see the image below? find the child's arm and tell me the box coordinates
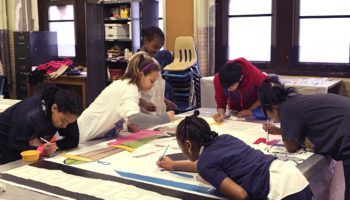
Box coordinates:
[262,123,281,135]
[156,156,198,172]
[56,122,79,150]
[128,112,173,129]
[139,98,156,112]
[219,177,249,200]
[237,99,261,118]
[283,139,299,153]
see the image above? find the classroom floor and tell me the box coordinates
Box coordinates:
[330,161,345,200]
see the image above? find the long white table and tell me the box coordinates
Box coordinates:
[0,99,20,112]
[0,108,334,200]
[200,75,342,108]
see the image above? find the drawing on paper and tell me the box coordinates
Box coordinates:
[63,146,124,165]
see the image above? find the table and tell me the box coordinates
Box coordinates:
[279,75,342,95]
[200,75,342,108]
[0,99,21,112]
[0,108,334,200]
[28,74,87,109]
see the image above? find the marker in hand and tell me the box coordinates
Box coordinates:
[40,137,58,151]
[265,119,272,144]
[40,137,50,144]
[159,145,169,161]
[217,112,221,125]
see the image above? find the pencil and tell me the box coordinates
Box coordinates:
[159,145,169,160]
[217,112,221,126]
[40,137,50,144]
[266,119,269,144]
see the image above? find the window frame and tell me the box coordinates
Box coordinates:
[216,0,350,77]
[38,0,86,66]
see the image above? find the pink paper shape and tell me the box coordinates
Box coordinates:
[253,138,280,145]
[107,130,161,146]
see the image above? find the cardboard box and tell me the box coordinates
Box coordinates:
[105,24,129,40]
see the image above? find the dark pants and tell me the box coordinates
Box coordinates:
[343,163,350,200]
[0,137,21,165]
[282,186,312,200]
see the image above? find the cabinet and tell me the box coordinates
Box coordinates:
[85,0,159,105]
[14,31,58,99]
[85,0,144,104]
[103,0,138,82]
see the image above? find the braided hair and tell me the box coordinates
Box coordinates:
[141,26,165,46]
[258,76,297,115]
[41,87,83,118]
[176,110,218,148]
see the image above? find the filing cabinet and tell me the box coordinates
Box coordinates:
[14,31,58,99]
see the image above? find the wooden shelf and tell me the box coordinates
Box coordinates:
[104,18,131,22]
[98,0,132,5]
[105,38,132,42]
[105,59,128,63]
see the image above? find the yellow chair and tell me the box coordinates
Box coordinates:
[164,36,197,71]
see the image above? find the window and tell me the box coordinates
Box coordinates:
[217,0,350,77]
[48,5,76,57]
[299,0,350,63]
[38,0,86,65]
[158,0,163,31]
[228,0,272,61]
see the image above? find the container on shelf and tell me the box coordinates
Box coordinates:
[105,24,130,40]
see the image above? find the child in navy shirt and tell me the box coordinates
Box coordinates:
[0,87,82,164]
[157,110,312,200]
[259,76,350,200]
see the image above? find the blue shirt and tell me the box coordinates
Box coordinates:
[197,134,276,200]
[280,94,350,164]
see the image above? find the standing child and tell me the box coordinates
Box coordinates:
[259,76,350,200]
[157,110,312,200]
[213,57,267,122]
[138,26,176,115]
[78,53,174,142]
[0,87,82,164]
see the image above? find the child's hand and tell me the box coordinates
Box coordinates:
[29,137,42,147]
[139,98,156,112]
[43,142,58,157]
[156,156,176,171]
[164,98,177,111]
[127,123,140,133]
[166,111,175,121]
[213,113,225,123]
[262,124,281,135]
[237,109,253,118]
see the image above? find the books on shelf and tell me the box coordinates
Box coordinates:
[107,67,125,80]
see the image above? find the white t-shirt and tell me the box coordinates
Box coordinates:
[268,160,309,199]
[78,79,140,142]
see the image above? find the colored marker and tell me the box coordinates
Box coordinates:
[40,137,50,144]
[216,112,221,126]
[159,145,169,160]
[266,119,270,143]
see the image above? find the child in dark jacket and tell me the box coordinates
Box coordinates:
[0,87,82,164]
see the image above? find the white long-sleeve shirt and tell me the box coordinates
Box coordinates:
[78,79,140,142]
